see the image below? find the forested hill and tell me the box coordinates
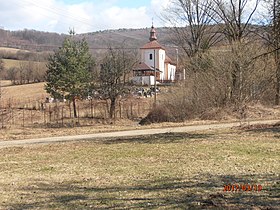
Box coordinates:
[0,27,175,53]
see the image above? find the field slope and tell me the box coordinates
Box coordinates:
[0,128,279,209]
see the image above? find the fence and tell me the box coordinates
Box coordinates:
[0,98,153,129]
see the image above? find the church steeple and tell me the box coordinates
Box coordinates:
[149,24,157,42]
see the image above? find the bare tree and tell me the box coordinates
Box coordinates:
[0,59,4,102]
[164,0,220,58]
[163,0,222,105]
[213,0,260,43]
[259,0,280,104]
[99,47,137,118]
[212,0,261,105]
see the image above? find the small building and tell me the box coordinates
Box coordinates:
[132,25,177,85]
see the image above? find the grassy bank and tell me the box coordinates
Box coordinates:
[0,128,279,209]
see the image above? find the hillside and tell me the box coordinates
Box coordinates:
[0,28,176,54]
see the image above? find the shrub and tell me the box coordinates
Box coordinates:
[139,105,175,125]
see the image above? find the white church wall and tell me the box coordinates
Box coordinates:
[141,49,158,69]
[159,49,165,80]
[131,76,155,86]
[167,64,176,81]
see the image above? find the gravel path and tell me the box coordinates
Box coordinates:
[0,120,278,148]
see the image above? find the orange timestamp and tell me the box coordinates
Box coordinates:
[223,184,262,192]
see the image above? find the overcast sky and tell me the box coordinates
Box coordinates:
[0,0,171,34]
[0,0,266,34]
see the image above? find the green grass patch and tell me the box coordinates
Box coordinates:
[0,129,279,209]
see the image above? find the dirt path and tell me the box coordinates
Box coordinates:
[0,120,279,148]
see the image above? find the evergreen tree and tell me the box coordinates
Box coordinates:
[45,34,94,118]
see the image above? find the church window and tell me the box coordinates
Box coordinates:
[150,54,153,60]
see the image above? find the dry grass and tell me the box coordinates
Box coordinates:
[0,128,279,209]
[0,47,29,53]
[0,118,211,141]
[1,82,48,102]
[2,59,46,69]
[0,80,12,87]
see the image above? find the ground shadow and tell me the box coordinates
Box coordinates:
[5,173,279,209]
[99,132,214,145]
[239,122,280,134]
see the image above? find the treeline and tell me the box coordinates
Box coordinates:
[0,60,46,85]
[142,0,280,124]
[0,29,65,49]
[0,49,49,62]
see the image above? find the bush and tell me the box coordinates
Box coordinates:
[139,105,175,125]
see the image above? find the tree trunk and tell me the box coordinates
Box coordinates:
[273,0,280,105]
[275,62,280,105]
[73,97,77,118]
[109,98,116,119]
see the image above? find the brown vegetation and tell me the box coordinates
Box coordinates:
[0,128,279,209]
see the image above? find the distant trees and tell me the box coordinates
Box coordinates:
[261,0,280,104]
[213,0,261,106]
[157,0,273,121]
[99,47,137,118]
[3,61,46,85]
[45,33,95,118]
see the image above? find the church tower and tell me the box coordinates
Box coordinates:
[132,25,177,85]
[140,25,166,81]
[149,25,157,41]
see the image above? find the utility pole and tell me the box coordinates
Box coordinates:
[176,48,178,67]
[154,49,157,106]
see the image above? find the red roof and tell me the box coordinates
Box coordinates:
[165,55,176,65]
[140,40,165,50]
[133,62,161,72]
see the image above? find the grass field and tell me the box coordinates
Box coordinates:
[0,128,279,209]
[1,82,48,102]
[0,80,12,87]
[0,47,29,54]
[2,59,46,69]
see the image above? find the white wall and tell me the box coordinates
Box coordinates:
[132,76,155,86]
[141,48,166,80]
[141,49,157,69]
[167,64,176,81]
[140,48,177,82]
[158,49,165,80]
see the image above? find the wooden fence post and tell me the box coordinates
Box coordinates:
[77,105,80,125]
[1,109,4,129]
[130,102,133,117]
[30,109,33,125]
[44,108,46,125]
[119,101,122,119]
[49,105,52,123]
[69,102,72,118]
[61,106,64,126]
[22,108,25,128]
[90,99,94,118]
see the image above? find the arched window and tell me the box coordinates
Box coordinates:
[150,54,153,60]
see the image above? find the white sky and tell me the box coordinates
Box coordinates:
[0,0,265,34]
[0,0,171,34]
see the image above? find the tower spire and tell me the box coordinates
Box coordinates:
[149,23,157,42]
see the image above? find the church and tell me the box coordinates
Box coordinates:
[132,25,177,85]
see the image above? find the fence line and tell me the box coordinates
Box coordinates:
[0,98,152,129]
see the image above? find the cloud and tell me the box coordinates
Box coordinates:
[103,6,150,29]
[150,0,172,26]
[0,0,161,34]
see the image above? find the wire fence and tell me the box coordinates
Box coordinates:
[0,98,153,129]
